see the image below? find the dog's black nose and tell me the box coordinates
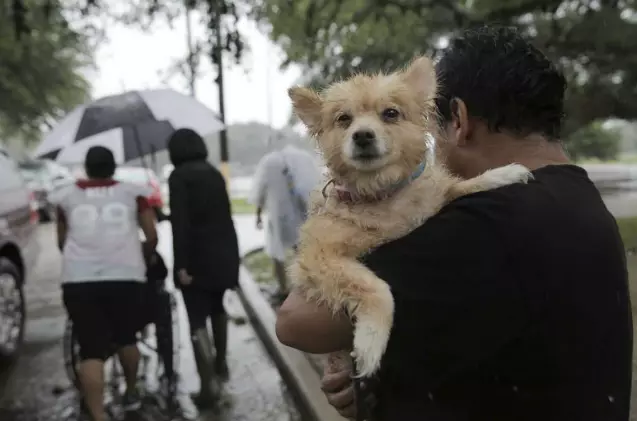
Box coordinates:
[352,130,376,147]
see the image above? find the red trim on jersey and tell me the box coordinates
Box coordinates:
[76,179,150,214]
[76,179,119,189]
[136,196,151,213]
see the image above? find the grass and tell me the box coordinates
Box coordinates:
[577,154,637,165]
[243,250,276,284]
[618,216,637,252]
[161,197,255,216]
[242,249,295,285]
[231,197,256,215]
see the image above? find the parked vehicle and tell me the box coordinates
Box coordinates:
[17,159,74,222]
[0,152,41,364]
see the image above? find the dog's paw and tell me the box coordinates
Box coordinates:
[352,315,392,378]
[479,163,533,189]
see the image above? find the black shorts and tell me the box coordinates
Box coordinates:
[63,281,147,361]
[181,287,226,333]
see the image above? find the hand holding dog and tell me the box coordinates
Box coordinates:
[321,363,376,420]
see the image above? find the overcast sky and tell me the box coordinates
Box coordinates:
[82,7,302,129]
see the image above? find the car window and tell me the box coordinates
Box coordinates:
[0,154,27,191]
[19,168,41,183]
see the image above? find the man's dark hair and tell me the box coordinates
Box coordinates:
[435,25,567,140]
[85,146,116,178]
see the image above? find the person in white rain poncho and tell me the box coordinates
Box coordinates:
[250,145,321,298]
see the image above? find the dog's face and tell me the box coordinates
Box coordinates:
[289,57,437,189]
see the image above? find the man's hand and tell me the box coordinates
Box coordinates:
[321,366,357,419]
[177,269,193,286]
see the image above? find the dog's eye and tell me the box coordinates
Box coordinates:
[336,114,352,125]
[382,108,400,121]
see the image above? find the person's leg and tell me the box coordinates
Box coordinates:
[63,283,110,421]
[110,282,145,411]
[78,359,106,421]
[209,290,229,381]
[273,258,288,294]
[117,345,141,393]
[182,287,220,408]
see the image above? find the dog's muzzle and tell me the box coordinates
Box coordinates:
[351,129,380,160]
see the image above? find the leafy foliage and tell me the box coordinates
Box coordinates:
[0,0,91,144]
[7,0,249,144]
[260,0,637,136]
[566,121,621,161]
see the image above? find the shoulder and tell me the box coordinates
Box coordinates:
[169,166,186,183]
[118,181,151,198]
[402,187,518,248]
[261,151,282,167]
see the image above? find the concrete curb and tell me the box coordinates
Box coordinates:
[237,265,346,421]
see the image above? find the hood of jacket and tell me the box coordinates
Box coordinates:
[168,128,209,166]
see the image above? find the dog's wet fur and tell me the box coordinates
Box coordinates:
[288,56,533,378]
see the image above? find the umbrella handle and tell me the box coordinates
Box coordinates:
[132,125,150,170]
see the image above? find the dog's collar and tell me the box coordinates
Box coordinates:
[328,161,427,204]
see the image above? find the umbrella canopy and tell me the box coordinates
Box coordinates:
[33,89,223,165]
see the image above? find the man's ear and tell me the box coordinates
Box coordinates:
[288,87,323,135]
[450,97,472,147]
[401,56,437,103]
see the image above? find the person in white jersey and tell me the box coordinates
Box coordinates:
[52,146,158,421]
[250,145,321,301]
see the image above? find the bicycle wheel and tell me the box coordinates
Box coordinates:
[62,318,81,388]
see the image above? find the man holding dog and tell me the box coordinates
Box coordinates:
[276,26,632,421]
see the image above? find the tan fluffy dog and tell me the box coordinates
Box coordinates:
[287,56,532,378]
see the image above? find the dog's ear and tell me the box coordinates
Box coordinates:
[402,56,437,101]
[288,86,323,134]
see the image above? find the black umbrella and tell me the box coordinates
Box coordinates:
[34,89,223,165]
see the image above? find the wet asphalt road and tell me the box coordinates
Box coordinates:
[0,223,300,421]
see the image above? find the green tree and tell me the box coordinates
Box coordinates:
[260,0,637,136]
[11,0,248,83]
[566,121,620,162]
[0,0,91,144]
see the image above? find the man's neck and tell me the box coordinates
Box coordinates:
[470,133,570,177]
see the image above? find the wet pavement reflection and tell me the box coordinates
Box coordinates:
[0,224,301,421]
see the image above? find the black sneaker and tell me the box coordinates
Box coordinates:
[122,389,142,411]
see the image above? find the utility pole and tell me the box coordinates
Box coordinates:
[214,9,230,187]
[265,38,273,150]
[185,0,196,97]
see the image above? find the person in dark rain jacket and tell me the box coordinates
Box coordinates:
[167,128,240,408]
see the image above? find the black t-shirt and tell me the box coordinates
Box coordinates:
[363,165,632,421]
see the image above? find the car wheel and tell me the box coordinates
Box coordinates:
[0,257,26,364]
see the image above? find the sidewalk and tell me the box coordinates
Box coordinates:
[157,221,300,420]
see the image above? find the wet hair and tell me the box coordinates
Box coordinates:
[84,146,116,178]
[435,25,567,140]
[168,128,208,166]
